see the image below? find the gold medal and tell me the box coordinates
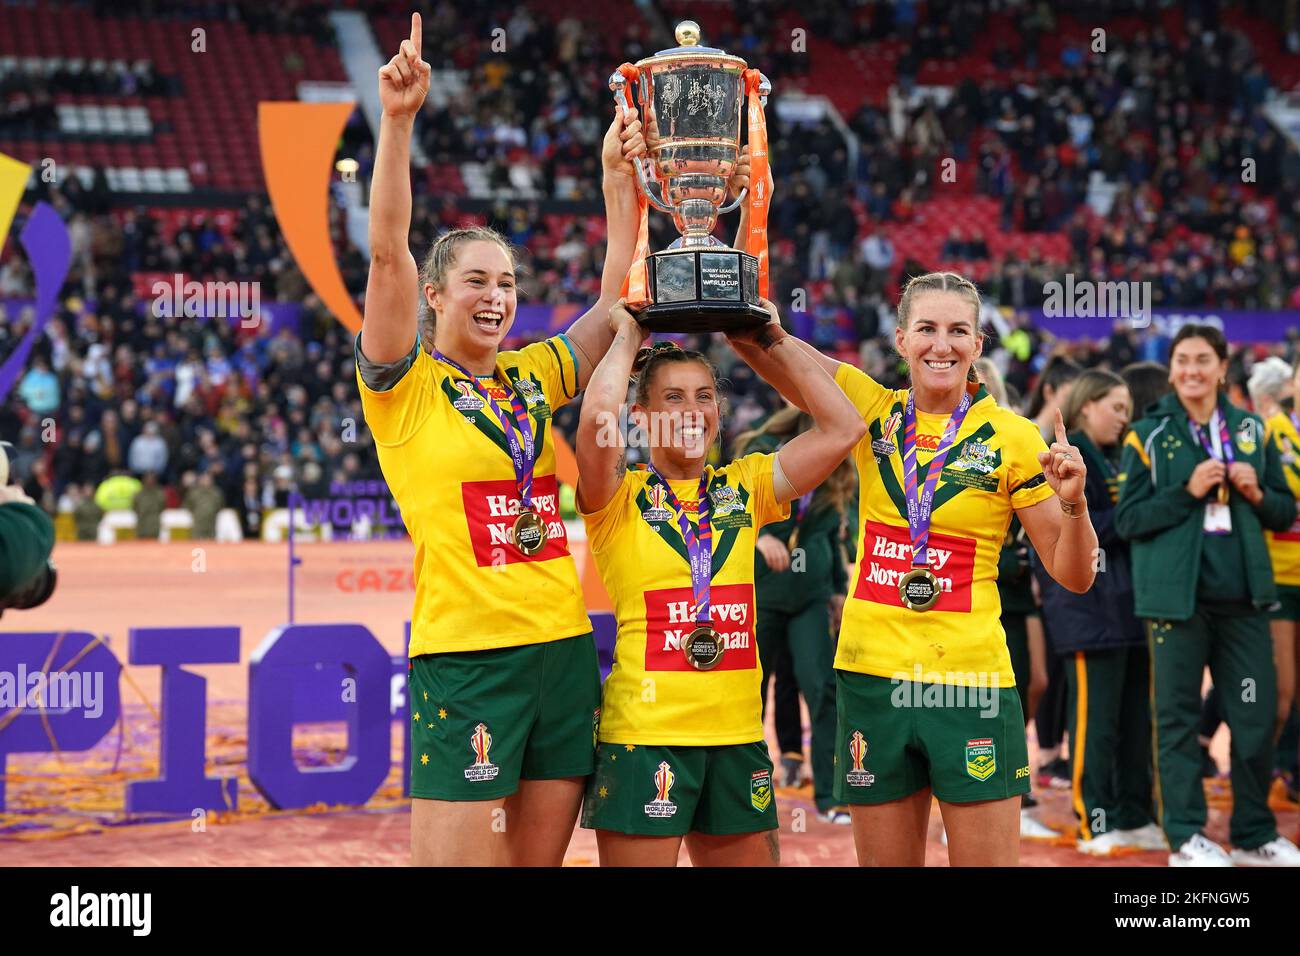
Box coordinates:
[683,625,724,670]
[899,567,941,612]
[1217,483,1229,505]
[512,509,547,556]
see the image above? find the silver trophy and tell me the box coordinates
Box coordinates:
[609,20,771,333]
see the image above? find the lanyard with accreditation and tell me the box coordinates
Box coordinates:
[1188,408,1234,536]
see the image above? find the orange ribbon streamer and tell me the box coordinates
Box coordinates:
[614,63,652,307]
[742,69,770,300]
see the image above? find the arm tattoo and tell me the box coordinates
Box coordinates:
[756,325,789,351]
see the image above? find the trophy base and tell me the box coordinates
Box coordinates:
[634,247,769,334]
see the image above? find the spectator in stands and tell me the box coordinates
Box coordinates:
[184,471,224,540]
[860,229,895,294]
[94,469,141,514]
[66,483,102,542]
[133,471,166,540]
[127,420,169,476]
[941,227,969,260]
[17,357,60,415]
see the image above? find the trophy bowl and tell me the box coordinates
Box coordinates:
[610,21,771,333]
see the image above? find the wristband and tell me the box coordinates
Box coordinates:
[1060,497,1086,518]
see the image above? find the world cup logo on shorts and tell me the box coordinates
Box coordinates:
[643,760,678,818]
[845,730,875,788]
[463,722,500,782]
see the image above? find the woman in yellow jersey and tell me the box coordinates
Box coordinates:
[575,301,865,866]
[732,272,1098,865]
[356,13,646,866]
[1259,359,1300,792]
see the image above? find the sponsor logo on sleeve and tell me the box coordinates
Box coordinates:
[965,737,996,781]
[642,583,758,672]
[853,521,976,612]
[460,475,570,565]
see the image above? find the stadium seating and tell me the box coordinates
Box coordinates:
[0,4,347,191]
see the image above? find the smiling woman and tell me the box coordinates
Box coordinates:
[1115,323,1300,867]
[352,11,647,868]
[572,298,865,868]
[730,270,1099,867]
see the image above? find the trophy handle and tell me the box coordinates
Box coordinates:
[717,189,745,214]
[634,158,674,213]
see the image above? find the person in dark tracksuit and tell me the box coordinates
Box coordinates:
[736,407,856,824]
[1116,324,1300,867]
[0,487,57,618]
[1034,370,1162,855]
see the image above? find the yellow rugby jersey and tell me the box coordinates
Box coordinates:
[1265,412,1300,585]
[357,334,590,656]
[580,453,790,745]
[834,364,1055,687]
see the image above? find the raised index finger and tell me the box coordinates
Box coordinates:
[410,11,422,56]
[1054,407,1068,446]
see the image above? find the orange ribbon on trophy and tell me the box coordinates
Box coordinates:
[613,62,652,308]
[741,68,770,300]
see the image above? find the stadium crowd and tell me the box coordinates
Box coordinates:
[2,0,1300,515]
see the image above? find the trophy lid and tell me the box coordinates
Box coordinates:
[641,19,746,67]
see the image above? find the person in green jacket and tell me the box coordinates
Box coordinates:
[736,406,857,824]
[1115,323,1300,867]
[0,487,57,618]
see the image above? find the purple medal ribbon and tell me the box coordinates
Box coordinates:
[1188,408,1235,469]
[435,351,537,509]
[901,389,972,569]
[649,466,713,627]
[792,489,816,524]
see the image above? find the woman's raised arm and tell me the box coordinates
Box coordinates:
[576,301,647,513]
[361,12,430,365]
